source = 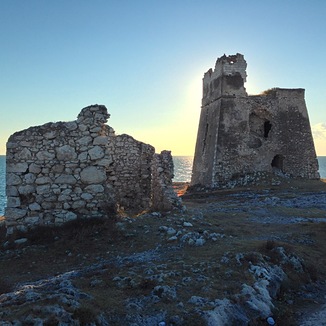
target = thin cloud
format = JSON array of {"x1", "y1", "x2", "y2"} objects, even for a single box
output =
[
  {"x1": 312, "y1": 123, "x2": 326, "y2": 156},
  {"x1": 312, "y1": 123, "x2": 326, "y2": 139}
]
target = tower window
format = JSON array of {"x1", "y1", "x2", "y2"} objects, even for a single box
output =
[
  {"x1": 271, "y1": 154, "x2": 283, "y2": 171},
  {"x1": 264, "y1": 120, "x2": 272, "y2": 138}
]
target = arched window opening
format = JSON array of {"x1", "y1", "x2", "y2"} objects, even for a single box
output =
[{"x1": 271, "y1": 154, "x2": 284, "y2": 171}]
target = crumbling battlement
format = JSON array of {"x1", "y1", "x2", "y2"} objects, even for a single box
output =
[
  {"x1": 5, "y1": 105, "x2": 182, "y2": 234},
  {"x1": 191, "y1": 54, "x2": 320, "y2": 188},
  {"x1": 202, "y1": 53, "x2": 247, "y2": 106}
]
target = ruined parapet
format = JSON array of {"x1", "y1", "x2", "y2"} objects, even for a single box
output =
[
  {"x1": 5, "y1": 105, "x2": 181, "y2": 234},
  {"x1": 202, "y1": 53, "x2": 247, "y2": 107},
  {"x1": 191, "y1": 54, "x2": 319, "y2": 188},
  {"x1": 151, "y1": 150, "x2": 183, "y2": 211}
]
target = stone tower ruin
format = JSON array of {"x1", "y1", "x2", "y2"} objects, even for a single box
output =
[{"x1": 191, "y1": 53, "x2": 319, "y2": 188}]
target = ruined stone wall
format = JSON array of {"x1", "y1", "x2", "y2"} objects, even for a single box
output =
[
  {"x1": 151, "y1": 150, "x2": 183, "y2": 211},
  {"x1": 191, "y1": 54, "x2": 320, "y2": 188},
  {"x1": 5, "y1": 105, "x2": 181, "y2": 234}
]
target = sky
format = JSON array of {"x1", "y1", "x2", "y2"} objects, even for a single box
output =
[{"x1": 0, "y1": 0, "x2": 326, "y2": 156}]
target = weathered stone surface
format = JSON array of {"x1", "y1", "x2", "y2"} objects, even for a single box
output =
[
  {"x1": 84, "y1": 184, "x2": 104, "y2": 193},
  {"x1": 93, "y1": 136, "x2": 109, "y2": 145},
  {"x1": 54, "y1": 175, "x2": 77, "y2": 184},
  {"x1": 88, "y1": 146, "x2": 105, "y2": 160},
  {"x1": 56, "y1": 145, "x2": 77, "y2": 161},
  {"x1": 25, "y1": 216, "x2": 40, "y2": 225},
  {"x1": 24, "y1": 173, "x2": 36, "y2": 184},
  {"x1": 7, "y1": 196, "x2": 21, "y2": 208},
  {"x1": 76, "y1": 136, "x2": 92, "y2": 146},
  {"x1": 44, "y1": 131, "x2": 57, "y2": 139},
  {"x1": 5, "y1": 208, "x2": 27, "y2": 219},
  {"x1": 7, "y1": 186, "x2": 18, "y2": 197},
  {"x1": 36, "y1": 185, "x2": 51, "y2": 195},
  {"x1": 7, "y1": 173, "x2": 22, "y2": 186},
  {"x1": 191, "y1": 53, "x2": 320, "y2": 188},
  {"x1": 16, "y1": 148, "x2": 32, "y2": 160},
  {"x1": 80, "y1": 166, "x2": 106, "y2": 184},
  {"x1": 18, "y1": 185, "x2": 35, "y2": 195},
  {"x1": 81, "y1": 193, "x2": 93, "y2": 200},
  {"x1": 35, "y1": 176, "x2": 52, "y2": 185},
  {"x1": 5, "y1": 104, "x2": 181, "y2": 232},
  {"x1": 7, "y1": 162, "x2": 28, "y2": 173},
  {"x1": 29, "y1": 163, "x2": 41, "y2": 174},
  {"x1": 36, "y1": 150, "x2": 55, "y2": 161},
  {"x1": 29, "y1": 202, "x2": 41, "y2": 211}
]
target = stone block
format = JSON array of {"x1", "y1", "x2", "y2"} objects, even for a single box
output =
[
  {"x1": 17, "y1": 148, "x2": 32, "y2": 160},
  {"x1": 24, "y1": 173, "x2": 36, "y2": 184},
  {"x1": 29, "y1": 163, "x2": 42, "y2": 174},
  {"x1": 88, "y1": 146, "x2": 105, "y2": 160},
  {"x1": 7, "y1": 186, "x2": 18, "y2": 197},
  {"x1": 56, "y1": 145, "x2": 77, "y2": 161},
  {"x1": 54, "y1": 175, "x2": 77, "y2": 184},
  {"x1": 7, "y1": 196, "x2": 21, "y2": 208},
  {"x1": 25, "y1": 216, "x2": 40, "y2": 225},
  {"x1": 93, "y1": 136, "x2": 109, "y2": 145},
  {"x1": 65, "y1": 211, "x2": 77, "y2": 222},
  {"x1": 84, "y1": 184, "x2": 104, "y2": 193},
  {"x1": 35, "y1": 176, "x2": 52, "y2": 184},
  {"x1": 7, "y1": 173, "x2": 22, "y2": 186},
  {"x1": 80, "y1": 166, "x2": 106, "y2": 184},
  {"x1": 5, "y1": 208, "x2": 27, "y2": 219},
  {"x1": 36, "y1": 185, "x2": 51, "y2": 195},
  {"x1": 18, "y1": 185, "x2": 35, "y2": 195},
  {"x1": 29, "y1": 202, "x2": 41, "y2": 211},
  {"x1": 36, "y1": 150, "x2": 55, "y2": 161}
]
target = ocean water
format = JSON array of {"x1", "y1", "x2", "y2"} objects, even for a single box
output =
[
  {"x1": 172, "y1": 156, "x2": 193, "y2": 182},
  {"x1": 0, "y1": 156, "x2": 325, "y2": 215},
  {"x1": 0, "y1": 156, "x2": 5, "y2": 215}
]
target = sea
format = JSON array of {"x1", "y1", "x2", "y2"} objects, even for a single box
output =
[{"x1": 0, "y1": 155, "x2": 325, "y2": 216}]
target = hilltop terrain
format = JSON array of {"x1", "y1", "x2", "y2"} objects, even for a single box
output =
[{"x1": 0, "y1": 179, "x2": 326, "y2": 325}]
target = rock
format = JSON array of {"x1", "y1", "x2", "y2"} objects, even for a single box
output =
[
  {"x1": 195, "y1": 238, "x2": 206, "y2": 246},
  {"x1": 183, "y1": 222, "x2": 193, "y2": 227},
  {"x1": 88, "y1": 146, "x2": 105, "y2": 160},
  {"x1": 166, "y1": 227, "x2": 177, "y2": 235},
  {"x1": 153, "y1": 285, "x2": 177, "y2": 302},
  {"x1": 56, "y1": 145, "x2": 77, "y2": 161},
  {"x1": 80, "y1": 166, "x2": 106, "y2": 184},
  {"x1": 6, "y1": 162, "x2": 28, "y2": 173},
  {"x1": 54, "y1": 175, "x2": 77, "y2": 184},
  {"x1": 36, "y1": 150, "x2": 55, "y2": 161},
  {"x1": 14, "y1": 238, "x2": 28, "y2": 245},
  {"x1": 188, "y1": 295, "x2": 208, "y2": 306}
]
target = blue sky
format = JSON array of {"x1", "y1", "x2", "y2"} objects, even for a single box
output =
[{"x1": 1, "y1": 0, "x2": 326, "y2": 155}]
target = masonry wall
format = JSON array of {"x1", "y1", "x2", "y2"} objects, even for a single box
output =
[
  {"x1": 191, "y1": 54, "x2": 320, "y2": 188},
  {"x1": 5, "y1": 105, "x2": 182, "y2": 234}
]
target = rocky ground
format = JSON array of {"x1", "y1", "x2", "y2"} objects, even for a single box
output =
[{"x1": 0, "y1": 179, "x2": 326, "y2": 325}]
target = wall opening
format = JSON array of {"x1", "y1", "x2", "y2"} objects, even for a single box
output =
[
  {"x1": 271, "y1": 154, "x2": 284, "y2": 171},
  {"x1": 264, "y1": 120, "x2": 272, "y2": 138}
]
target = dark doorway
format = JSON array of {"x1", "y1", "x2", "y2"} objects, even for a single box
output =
[
  {"x1": 264, "y1": 120, "x2": 272, "y2": 138},
  {"x1": 271, "y1": 154, "x2": 283, "y2": 171}
]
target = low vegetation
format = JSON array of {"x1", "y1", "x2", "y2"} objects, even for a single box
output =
[{"x1": 0, "y1": 179, "x2": 326, "y2": 325}]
